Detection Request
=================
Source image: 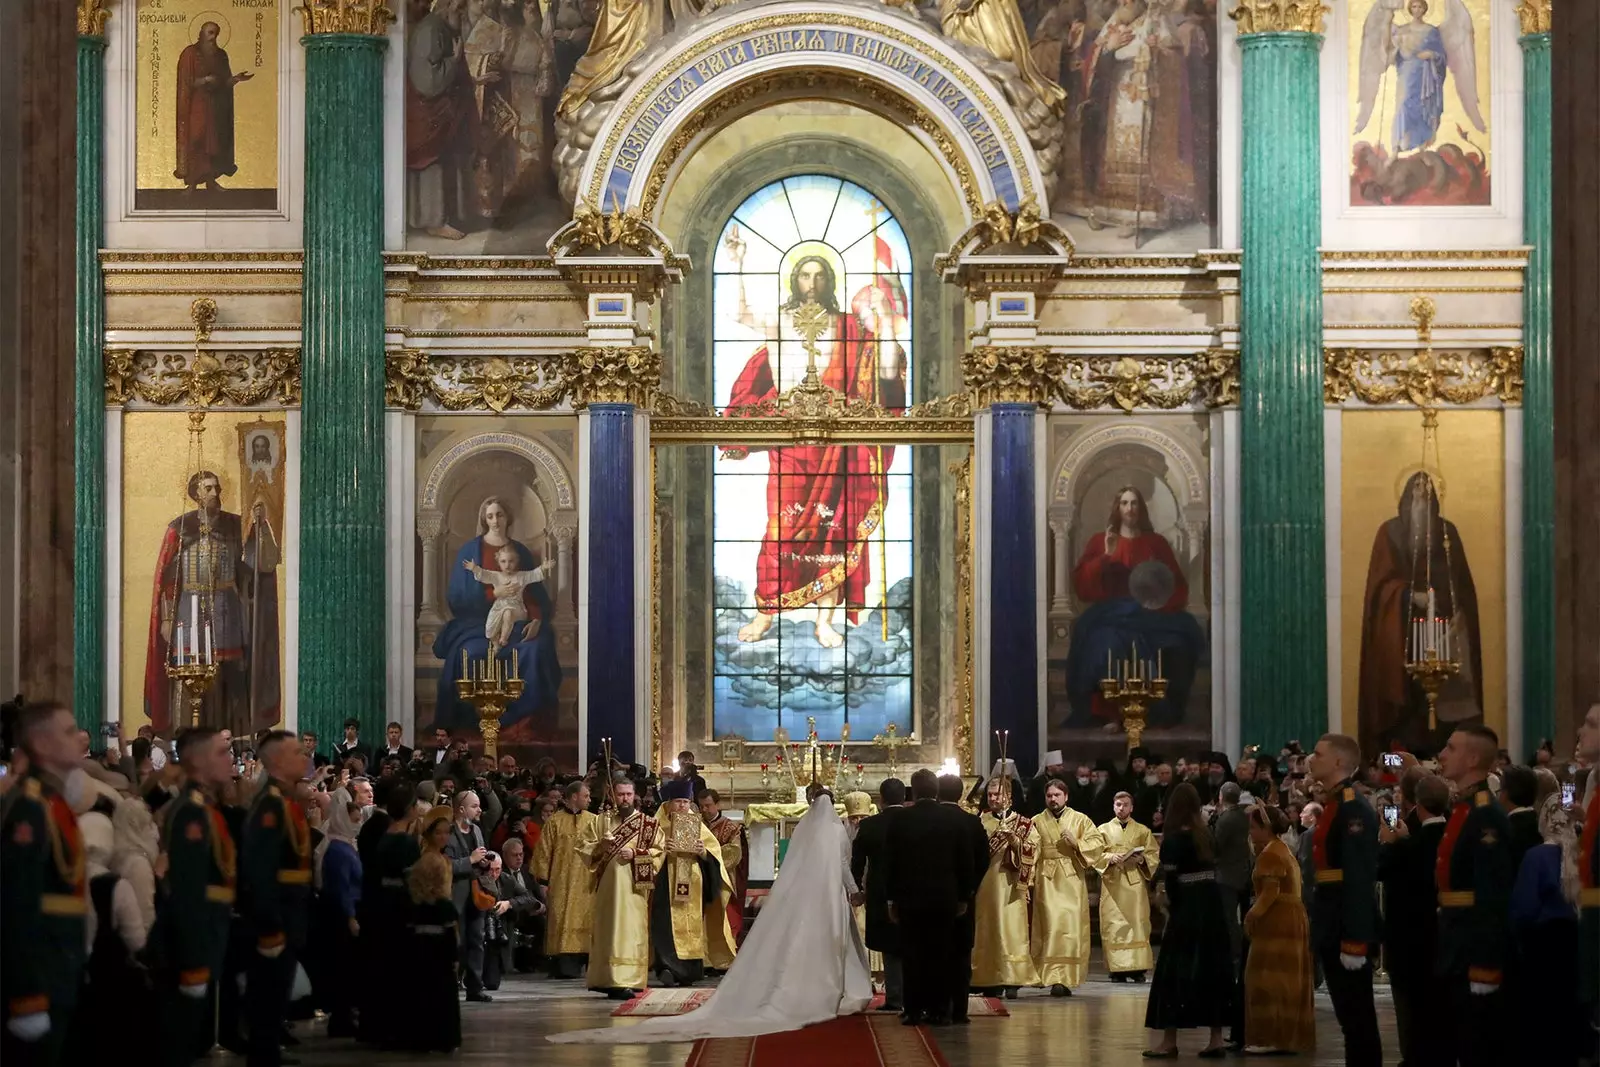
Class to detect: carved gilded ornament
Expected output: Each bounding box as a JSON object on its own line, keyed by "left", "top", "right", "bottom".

{"left": 105, "top": 348, "right": 302, "bottom": 407}
{"left": 1056, "top": 350, "right": 1239, "bottom": 412}
{"left": 1515, "top": 0, "right": 1552, "bottom": 35}
{"left": 648, "top": 383, "right": 974, "bottom": 444}
{"left": 384, "top": 351, "right": 570, "bottom": 413}
{"left": 952, "top": 452, "right": 975, "bottom": 774}
{"left": 77, "top": 0, "right": 114, "bottom": 37}
{"left": 1229, "top": 0, "right": 1328, "bottom": 35}
{"left": 962, "top": 346, "right": 1064, "bottom": 408}
{"left": 1323, "top": 299, "right": 1523, "bottom": 406}
{"left": 294, "top": 0, "right": 396, "bottom": 35}
{"left": 549, "top": 200, "right": 675, "bottom": 259}
{"left": 570, "top": 345, "right": 661, "bottom": 407}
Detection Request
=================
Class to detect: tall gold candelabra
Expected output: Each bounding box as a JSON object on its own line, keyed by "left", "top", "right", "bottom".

{"left": 1406, "top": 650, "right": 1460, "bottom": 731}
{"left": 1099, "top": 651, "right": 1167, "bottom": 752}
{"left": 455, "top": 649, "right": 523, "bottom": 758}
{"left": 166, "top": 661, "right": 220, "bottom": 728}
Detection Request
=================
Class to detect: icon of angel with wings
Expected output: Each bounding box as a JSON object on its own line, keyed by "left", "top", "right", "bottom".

{"left": 1354, "top": 0, "right": 1486, "bottom": 155}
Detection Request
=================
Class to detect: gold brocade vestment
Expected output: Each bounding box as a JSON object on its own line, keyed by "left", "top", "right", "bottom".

{"left": 580, "top": 810, "right": 664, "bottom": 991}
{"left": 1094, "top": 817, "right": 1158, "bottom": 973}
{"left": 705, "top": 817, "right": 745, "bottom": 971}
{"left": 1030, "top": 807, "right": 1105, "bottom": 988}
{"left": 664, "top": 823, "right": 737, "bottom": 965}
{"left": 972, "top": 811, "right": 1041, "bottom": 988}
{"left": 531, "top": 807, "right": 599, "bottom": 955}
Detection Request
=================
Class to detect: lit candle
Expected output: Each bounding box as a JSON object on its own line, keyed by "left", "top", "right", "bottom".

{"left": 189, "top": 594, "right": 200, "bottom": 659}
{"left": 204, "top": 623, "right": 213, "bottom": 665}
{"left": 462, "top": 648, "right": 469, "bottom": 679}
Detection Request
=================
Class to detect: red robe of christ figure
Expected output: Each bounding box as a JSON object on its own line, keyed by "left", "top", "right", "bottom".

{"left": 720, "top": 237, "right": 907, "bottom": 650}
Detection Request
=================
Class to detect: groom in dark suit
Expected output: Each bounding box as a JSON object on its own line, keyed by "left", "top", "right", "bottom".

{"left": 851, "top": 778, "right": 909, "bottom": 1012}
{"left": 882, "top": 768, "right": 975, "bottom": 1026}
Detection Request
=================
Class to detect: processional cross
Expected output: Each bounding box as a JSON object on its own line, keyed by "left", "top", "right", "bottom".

{"left": 872, "top": 722, "right": 912, "bottom": 779}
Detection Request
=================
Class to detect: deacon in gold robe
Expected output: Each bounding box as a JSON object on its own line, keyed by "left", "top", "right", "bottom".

{"left": 531, "top": 779, "right": 599, "bottom": 978}
{"left": 698, "top": 788, "right": 747, "bottom": 973}
{"left": 1030, "top": 778, "right": 1106, "bottom": 995}
{"left": 972, "top": 774, "right": 1041, "bottom": 996}
{"left": 1095, "top": 790, "right": 1159, "bottom": 981}
{"left": 651, "top": 779, "right": 736, "bottom": 986}
{"left": 579, "top": 778, "right": 665, "bottom": 998}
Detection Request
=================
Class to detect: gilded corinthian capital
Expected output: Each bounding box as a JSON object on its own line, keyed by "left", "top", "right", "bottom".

{"left": 962, "top": 346, "right": 1063, "bottom": 408}
{"left": 77, "top": 0, "right": 114, "bottom": 37}
{"left": 569, "top": 346, "right": 661, "bottom": 408}
{"left": 1230, "top": 0, "right": 1328, "bottom": 35}
{"left": 295, "top": 0, "right": 396, "bottom": 36}
{"left": 1515, "top": 0, "right": 1552, "bottom": 35}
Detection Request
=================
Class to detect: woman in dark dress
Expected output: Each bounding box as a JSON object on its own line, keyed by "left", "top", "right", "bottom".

{"left": 404, "top": 806, "right": 463, "bottom": 1053}
{"left": 361, "top": 784, "right": 422, "bottom": 1048}
{"left": 1510, "top": 795, "right": 1583, "bottom": 1067}
{"left": 1144, "top": 782, "right": 1233, "bottom": 1058}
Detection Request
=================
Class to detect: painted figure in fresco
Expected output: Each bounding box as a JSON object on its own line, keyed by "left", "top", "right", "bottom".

{"left": 144, "top": 471, "right": 281, "bottom": 736}
{"left": 433, "top": 496, "right": 562, "bottom": 735}
{"left": 941, "top": 0, "right": 1067, "bottom": 109}
{"left": 1355, "top": 0, "right": 1485, "bottom": 154}
{"left": 720, "top": 230, "right": 907, "bottom": 651}
{"left": 174, "top": 22, "right": 254, "bottom": 192}
{"left": 1045, "top": 0, "right": 1212, "bottom": 246}
{"left": 1064, "top": 486, "right": 1205, "bottom": 731}
{"left": 1358, "top": 471, "right": 1483, "bottom": 756}
{"left": 503, "top": 0, "right": 558, "bottom": 202}
{"left": 407, "top": 0, "right": 475, "bottom": 240}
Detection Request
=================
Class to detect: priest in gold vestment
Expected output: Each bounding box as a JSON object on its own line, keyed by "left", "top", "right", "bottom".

{"left": 531, "top": 780, "right": 599, "bottom": 979}
{"left": 652, "top": 780, "right": 737, "bottom": 986}
{"left": 1095, "top": 790, "right": 1159, "bottom": 981}
{"left": 972, "top": 775, "right": 1041, "bottom": 996}
{"left": 580, "top": 779, "right": 665, "bottom": 998}
{"left": 1031, "top": 779, "right": 1106, "bottom": 995}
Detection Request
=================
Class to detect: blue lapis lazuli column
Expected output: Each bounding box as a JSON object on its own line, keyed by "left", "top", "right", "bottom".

{"left": 586, "top": 403, "right": 637, "bottom": 763}
{"left": 989, "top": 403, "right": 1039, "bottom": 776}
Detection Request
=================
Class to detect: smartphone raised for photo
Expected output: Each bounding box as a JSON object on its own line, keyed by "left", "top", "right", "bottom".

{"left": 1382, "top": 805, "right": 1399, "bottom": 829}
{"left": 1382, "top": 753, "right": 1403, "bottom": 768}
{"left": 1562, "top": 783, "right": 1576, "bottom": 809}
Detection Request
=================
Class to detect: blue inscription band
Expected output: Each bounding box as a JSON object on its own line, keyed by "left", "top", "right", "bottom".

{"left": 597, "top": 22, "right": 1023, "bottom": 211}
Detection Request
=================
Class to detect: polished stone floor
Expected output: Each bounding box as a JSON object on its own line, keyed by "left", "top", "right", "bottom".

{"left": 282, "top": 970, "right": 1401, "bottom": 1066}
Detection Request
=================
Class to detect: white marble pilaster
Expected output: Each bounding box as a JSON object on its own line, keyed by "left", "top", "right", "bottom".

{"left": 1211, "top": 409, "right": 1242, "bottom": 758}
{"left": 105, "top": 410, "right": 123, "bottom": 726}
{"left": 1324, "top": 409, "right": 1344, "bottom": 736}
{"left": 1503, "top": 406, "right": 1524, "bottom": 757}
{"left": 416, "top": 509, "right": 444, "bottom": 636}
{"left": 385, "top": 411, "right": 416, "bottom": 738}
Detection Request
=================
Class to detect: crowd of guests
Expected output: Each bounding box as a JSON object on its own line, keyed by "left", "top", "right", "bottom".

{"left": 3, "top": 693, "right": 1597, "bottom": 1067}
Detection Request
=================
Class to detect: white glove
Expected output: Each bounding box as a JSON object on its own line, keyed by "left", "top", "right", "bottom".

{"left": 6, "top": 1012, "right": 50, "bottom": 1042}
{"left": 1469, "top": 981, "right": 1498, "bottom": 995}
{"left": 258, "top": 943, "right": 284, "bottom": 959}
{"left": 1339, "top": 953, "right": 1365, "bottom": 971}
{"left": 179, "top": 983, "right": 208, "bottom": 999}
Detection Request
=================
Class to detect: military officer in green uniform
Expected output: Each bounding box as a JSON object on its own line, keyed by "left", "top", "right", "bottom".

{"left": 1305, "top": 732, "right": 1383, "bottom": 1067}
{"left": 241, "top": 730, "right": 313, "bottom": 1067}
{"left": 158, "top": 727, "right": 238, "bottom": 1066}
{"left": 1435, "top": 724, "right": 1515, "bottom": 1067}
{"left": 1, "top": 700, "right": 90, "bottom": 1067}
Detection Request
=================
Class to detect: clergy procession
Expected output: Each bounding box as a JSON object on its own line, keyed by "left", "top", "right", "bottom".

{"left": 3, "top": 703, "right": 1599, "bottom": 1065}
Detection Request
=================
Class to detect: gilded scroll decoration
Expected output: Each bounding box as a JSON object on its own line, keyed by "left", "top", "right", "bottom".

{"left": 104, "top": 348, "right": 302, "bottom": 407}
{"left": 1055, "top": 350, "right": 1239, "bottom": 413}
{"left": 384, "top": 351, "right": 572, "bottom": 413}
{"left": 937, "top": 198, "right": 1073, "bottom": 269}
{"left": 548, "top": 200, "right": 676, "bottom": 259}
{"left": 569, "top": 345, "right": 661, "bottom": 408}
{"left": 952, "top": 451, "right": 974, "bottom": 774}
{"left": 1323, "top": 296, "right": 1524, "bottom": 406}
{"left": 294, "top": 0, "right": 396, "bottom": 35}
{"left": 1229, "top": 0, "right": 1328, "bottom": 34}
{"left": 963, "top": 346, "right": 1063, "bottom": 408}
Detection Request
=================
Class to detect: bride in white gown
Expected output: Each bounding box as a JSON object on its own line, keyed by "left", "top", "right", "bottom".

{"left": 548, "top": 786, "right": 873, "bottom": 1043}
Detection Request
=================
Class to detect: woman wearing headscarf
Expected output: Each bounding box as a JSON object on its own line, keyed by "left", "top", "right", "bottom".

{"left": 1510, "top": 794, "right": 1583, "bottom": 1066}
{"left": 404, "top": 805, "right": 463, "bottom": 1053}
{"left": 111, "top": 795, "right": 160, "bottom": 936}
{"left": 1241, "top": 804, "right": 1314, "bottom": 1055}
{"left": 314, "top": 787, "right": 364, "bottom": 1037}
{"left": 1143, "top": 782, "right": 1233, "bottom": 1058}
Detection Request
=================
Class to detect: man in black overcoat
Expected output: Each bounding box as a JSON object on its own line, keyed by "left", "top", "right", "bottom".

{"left": 850, "top": 777, "right": 909, "bottom": 1012}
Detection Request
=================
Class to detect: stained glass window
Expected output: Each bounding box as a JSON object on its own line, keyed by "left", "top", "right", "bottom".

{"left": 710, "top": 176, "right": 914, "bottom": 743}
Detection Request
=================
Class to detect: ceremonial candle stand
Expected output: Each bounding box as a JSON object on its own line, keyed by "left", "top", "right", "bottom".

{"left": 455, "top": 653, "right": 523, "bottom": 758}
{"left": 1098, "top": 675, "right": 1168, "bottom": 752}
{"left": 166, "top": 661, "right": 220, "bottom": 728}
{"left": 1405, "top": 650, "right": 1461, "bottom": 731}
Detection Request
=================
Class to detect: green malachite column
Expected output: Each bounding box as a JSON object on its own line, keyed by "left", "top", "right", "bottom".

{"left": 1518, "top": 3, "right": 1554, "bottom": 749}
{"left": 298, "top": 13, "right": 390, "bottom": 744}
{"left": 75, "top": 1, "right": 113, "bottom": 731}
{"left": 1233, "top": 5, "right": 1327, "bottom": 748}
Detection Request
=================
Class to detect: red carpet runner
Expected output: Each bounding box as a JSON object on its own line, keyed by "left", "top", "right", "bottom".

{"left": 683, "top": 1015, "right": 951, "bottom": 1067}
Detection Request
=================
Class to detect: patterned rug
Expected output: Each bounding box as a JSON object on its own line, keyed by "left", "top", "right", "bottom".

{"left": 685, "top": 1014, "right": 951, "bottom": 1067}
{"left": 612, "top": 988, "right": 1008, "bottom": 1018}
